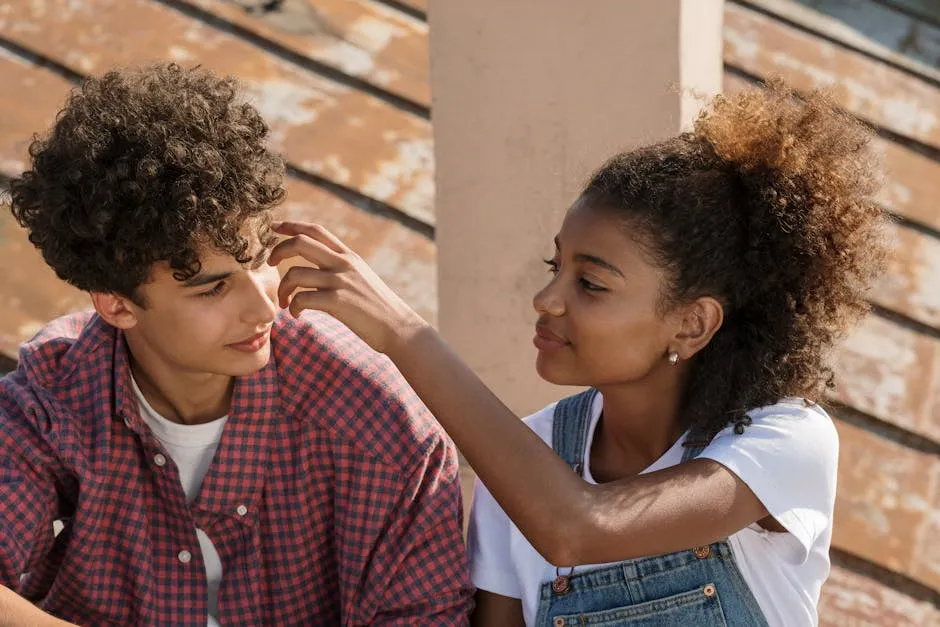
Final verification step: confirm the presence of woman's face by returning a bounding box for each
[533,197,683,387]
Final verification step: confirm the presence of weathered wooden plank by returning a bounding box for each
[835,314,940,443]
[877,224,940,331]
[724,2,940,150]
[385,0,427,15]
[0,0,435,226]
[752,0,940,81]
[0,54,436,359]
[176,0,430,108]
[724,73,940,334]
[832,419,939,591]
[724,71,940,233]
[820,563,940,625]
[0,209,91,358]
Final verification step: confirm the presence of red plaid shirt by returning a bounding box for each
[0,311,472,625]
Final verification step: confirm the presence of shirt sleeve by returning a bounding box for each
[0,373,60,588]
[466,478,522,599]
[339,434,474,626]
[697,401,839,564]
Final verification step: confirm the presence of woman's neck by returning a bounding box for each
[592,372,686,477]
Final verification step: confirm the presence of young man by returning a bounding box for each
[0,64,472,626]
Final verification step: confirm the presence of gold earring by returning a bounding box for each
[668,351,679,365]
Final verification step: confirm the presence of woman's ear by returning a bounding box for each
[671,296,724,360]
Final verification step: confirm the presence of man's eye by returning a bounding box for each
[199,281,227,297]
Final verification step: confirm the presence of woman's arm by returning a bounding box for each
[269,222,770,565]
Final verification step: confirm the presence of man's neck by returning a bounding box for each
[125,341,233,426]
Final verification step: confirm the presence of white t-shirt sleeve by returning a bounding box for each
[467,477,522,598]
[698,401,839,564]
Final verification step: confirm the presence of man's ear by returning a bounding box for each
[671,296,724,360]
[90,292,140,330]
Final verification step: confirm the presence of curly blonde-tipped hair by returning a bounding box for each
[582,80,888,438]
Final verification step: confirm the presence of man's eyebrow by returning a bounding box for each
[182,271,233,288]
[553,236,625,277]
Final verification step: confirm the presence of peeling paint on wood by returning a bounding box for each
[725,2,940,150]
[835,315,940,443]
[0,0,436,226]
[832,419,940,590]
[725,71,940,240]
[820,563,940,625]
[792,0,940,70]
[0,52,436,356]
[177,0,430,107]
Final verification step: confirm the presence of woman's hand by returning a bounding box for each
[267,221,428,354]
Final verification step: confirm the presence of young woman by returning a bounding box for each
[268,83,887,626]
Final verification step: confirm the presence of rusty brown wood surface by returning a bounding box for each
[0,0,435,226]
[820,562,940,625]
[0,50,436,348]
[834,315,940,444]
[175,0,430,108]
[724,55,940,234]
[832,418,939,590]
[387,0,426,14]
[725,2,940,151]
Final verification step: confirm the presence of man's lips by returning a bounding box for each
[533,325,569,350]
[228,330,270,352]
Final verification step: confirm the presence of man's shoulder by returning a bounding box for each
[10,311,107,388]
[1,311,109,433]
[272,311,451,472]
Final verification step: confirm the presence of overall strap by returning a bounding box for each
[680,429,712,462]
[551,389,598,476]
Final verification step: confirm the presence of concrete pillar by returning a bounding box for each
[430,0,724,416]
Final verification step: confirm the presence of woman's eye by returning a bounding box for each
[199,281,227,298]
[543,259,559,274]
[579,278,606,292]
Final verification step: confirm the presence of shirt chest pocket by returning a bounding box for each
[549,583,727,627]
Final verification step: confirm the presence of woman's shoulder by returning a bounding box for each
[739,398,836,444]
[704,397,838,474]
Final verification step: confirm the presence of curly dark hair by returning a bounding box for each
[582,81,888,440]
[9,63,285,302]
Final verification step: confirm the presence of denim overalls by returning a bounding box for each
[535,390,769,626]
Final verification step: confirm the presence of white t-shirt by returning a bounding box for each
[467,394,838,627]
[131,377,228,627]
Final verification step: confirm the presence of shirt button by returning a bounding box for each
[153,453,167,467]
[123,416,132,429]
[178,550,192,564]
[236,504,248,516]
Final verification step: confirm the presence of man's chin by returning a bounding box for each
[220,348,272,377]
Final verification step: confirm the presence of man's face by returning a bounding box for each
[123,239,280,379]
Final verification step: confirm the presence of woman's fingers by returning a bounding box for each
[287,287,336,319]
[268,232,344,268]
[277,265,340,309]
[271,221,350,254]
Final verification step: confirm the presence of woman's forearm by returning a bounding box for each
[389,325,600,564]
[0,585,77,627]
